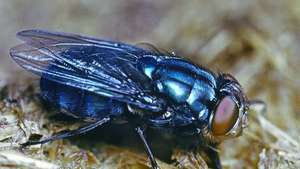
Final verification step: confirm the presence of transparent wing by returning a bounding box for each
[10,29,164,111]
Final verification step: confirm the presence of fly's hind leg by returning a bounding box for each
[135,126,160,169]
[21,117,111,147]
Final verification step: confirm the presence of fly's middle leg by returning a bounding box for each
[135,126,160,169]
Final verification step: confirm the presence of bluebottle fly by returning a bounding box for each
[10,29,262,169]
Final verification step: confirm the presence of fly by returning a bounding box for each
[10,29,264,169]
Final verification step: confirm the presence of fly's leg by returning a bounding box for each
[21,117,111,147]
[205,144,222,169]
[135,126,160,169]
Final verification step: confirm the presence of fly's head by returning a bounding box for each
[203,73,249,143]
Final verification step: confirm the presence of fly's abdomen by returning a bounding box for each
[40,78,124,119]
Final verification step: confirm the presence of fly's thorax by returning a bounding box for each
[138,56,217,104]
[138,56,219,126]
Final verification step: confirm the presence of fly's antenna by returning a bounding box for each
[247,100,267,114]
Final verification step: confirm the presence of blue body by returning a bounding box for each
[41,54,218,129]
[11,29,248,169]
[10,29,221,133]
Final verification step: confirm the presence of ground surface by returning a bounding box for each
[0,0,300,169]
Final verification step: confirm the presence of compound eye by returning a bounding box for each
[211,96,239,136]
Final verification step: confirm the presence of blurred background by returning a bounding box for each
[0,0,300,168]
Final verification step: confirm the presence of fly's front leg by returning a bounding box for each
[135,126,160,169]
[205,144,222,169]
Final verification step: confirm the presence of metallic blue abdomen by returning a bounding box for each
[40,78,124,119]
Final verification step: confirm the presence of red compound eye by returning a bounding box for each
[211,96,239,136]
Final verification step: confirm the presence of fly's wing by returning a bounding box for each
[10,29,164,112]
